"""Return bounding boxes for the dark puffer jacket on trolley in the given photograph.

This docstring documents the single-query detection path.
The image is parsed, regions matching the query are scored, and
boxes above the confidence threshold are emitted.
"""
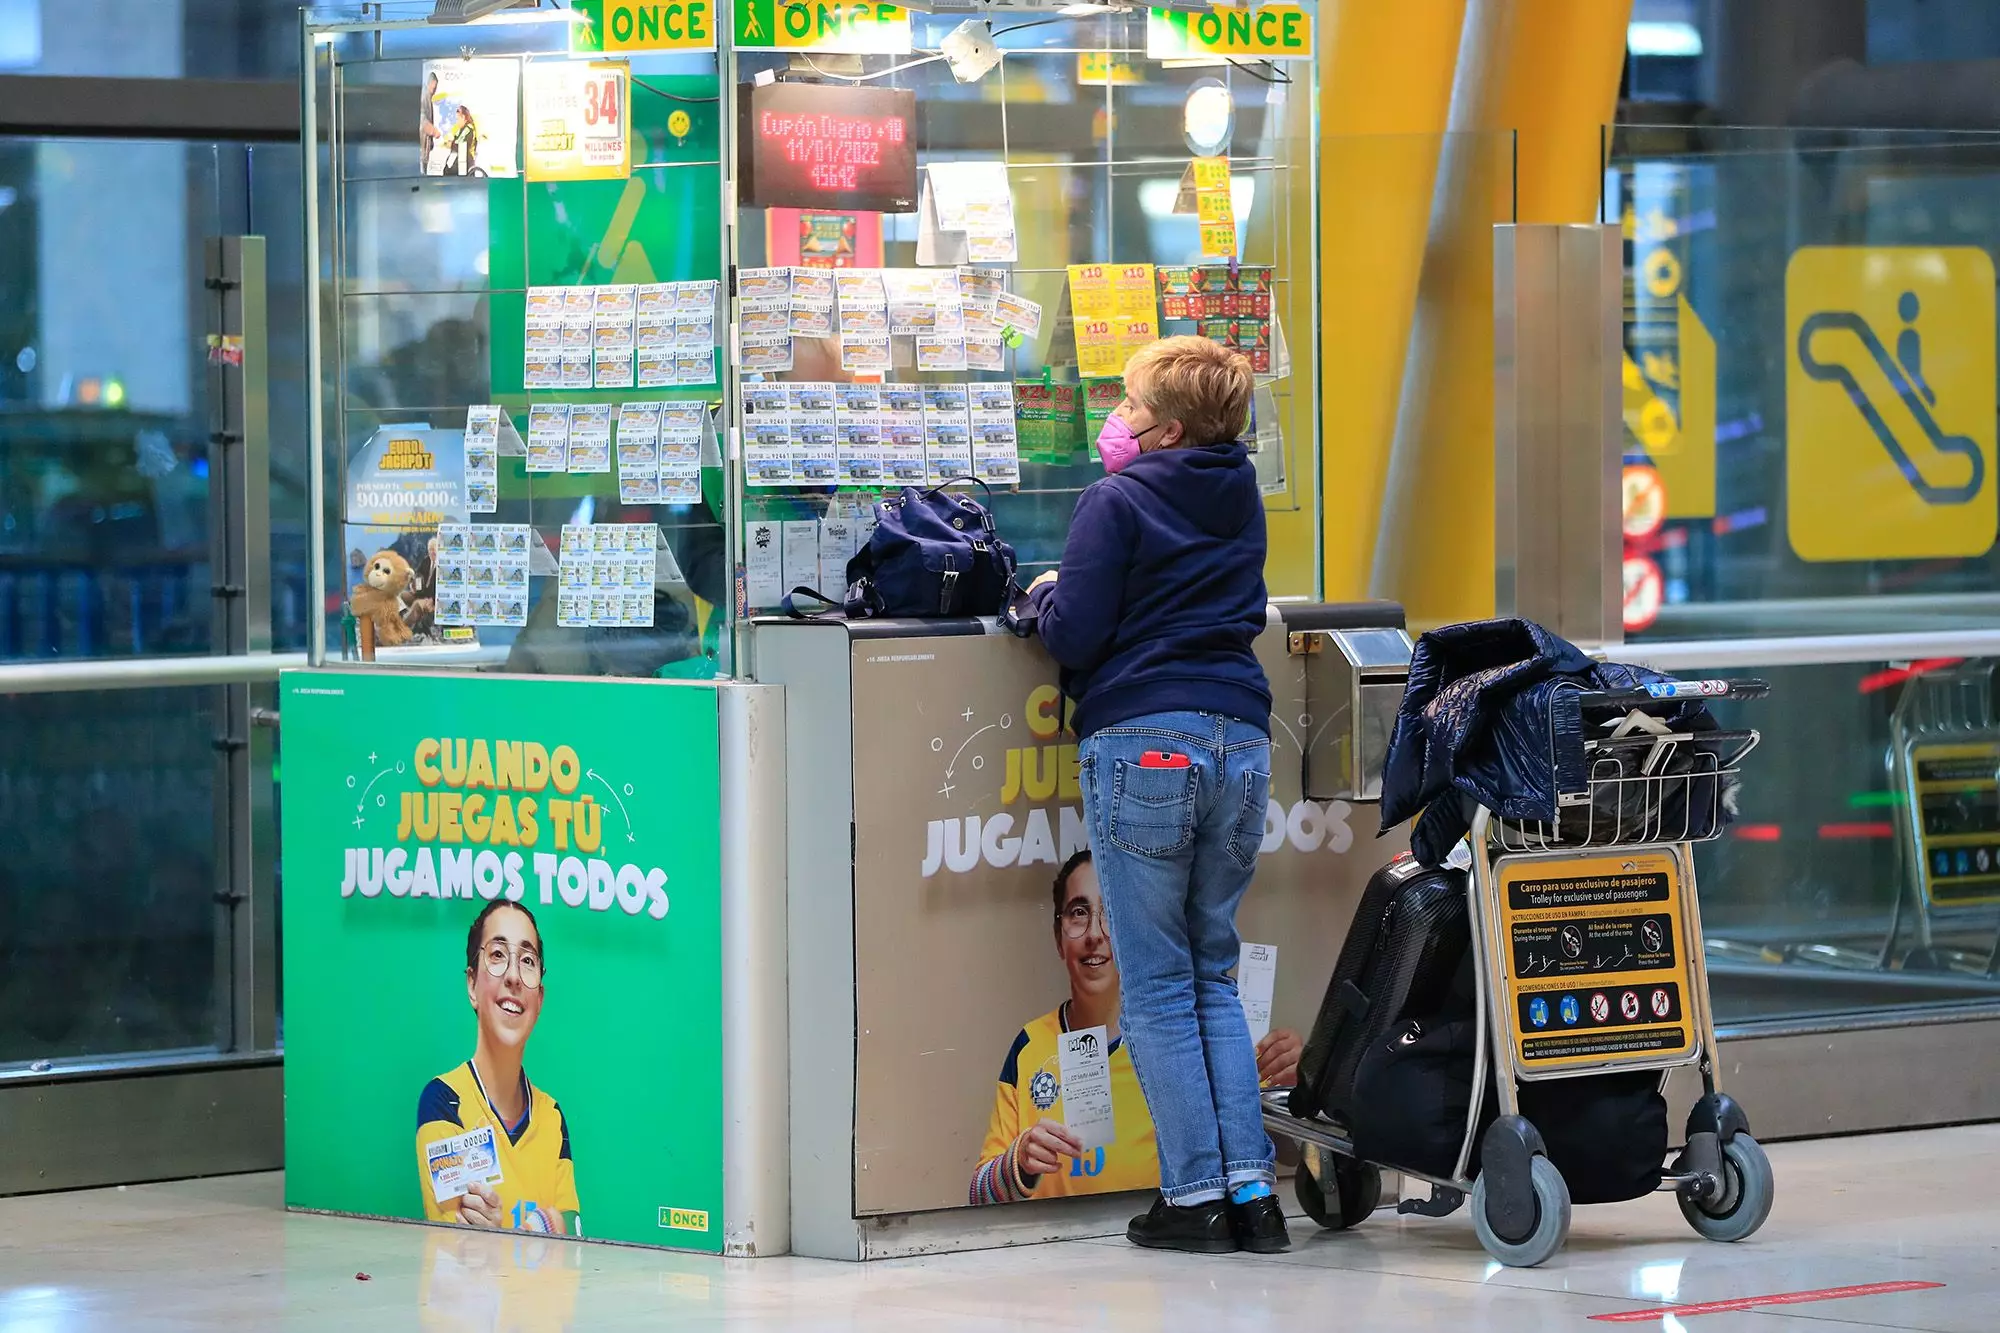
[1378,618,1711,865]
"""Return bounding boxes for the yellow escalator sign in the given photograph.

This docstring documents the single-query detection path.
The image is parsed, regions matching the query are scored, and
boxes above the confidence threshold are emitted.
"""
[1786,246,1996,561]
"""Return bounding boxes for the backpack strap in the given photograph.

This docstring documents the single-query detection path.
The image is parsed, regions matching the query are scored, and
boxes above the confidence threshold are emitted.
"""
[782,586,860,622]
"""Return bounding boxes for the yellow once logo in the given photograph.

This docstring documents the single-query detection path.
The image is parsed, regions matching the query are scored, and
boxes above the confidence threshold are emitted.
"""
[660,1206,710,1231]
[1145,5,1314,61]
[1786,245,1996,561]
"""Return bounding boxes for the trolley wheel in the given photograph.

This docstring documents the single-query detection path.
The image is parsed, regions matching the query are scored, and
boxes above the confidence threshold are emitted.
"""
[1471,1156,1570,1268]
[1679,1133,1774,1243]
[1296,1154,1381,1231]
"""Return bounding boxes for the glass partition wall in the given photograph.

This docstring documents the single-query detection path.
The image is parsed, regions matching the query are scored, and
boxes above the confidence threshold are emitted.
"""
[304,3,1328,680]
[1608,126,2000,1036]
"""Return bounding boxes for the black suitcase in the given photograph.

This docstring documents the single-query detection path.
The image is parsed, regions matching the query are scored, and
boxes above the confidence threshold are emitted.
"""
[1345,1013,1670,1201]
[1289,852,1471,1121]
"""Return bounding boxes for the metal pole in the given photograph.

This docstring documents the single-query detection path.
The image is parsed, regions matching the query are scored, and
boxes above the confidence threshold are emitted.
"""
[207,235,279,1057]
[302,12,328,666]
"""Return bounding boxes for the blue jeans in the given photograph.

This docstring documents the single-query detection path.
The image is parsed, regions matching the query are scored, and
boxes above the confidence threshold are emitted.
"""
[1079,710,1275,1205]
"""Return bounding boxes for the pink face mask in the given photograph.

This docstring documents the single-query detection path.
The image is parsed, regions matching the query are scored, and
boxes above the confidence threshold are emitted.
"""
[1096,415,1161,473]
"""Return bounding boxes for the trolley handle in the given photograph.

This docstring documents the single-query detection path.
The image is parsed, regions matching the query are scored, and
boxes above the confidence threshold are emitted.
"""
[1573,678,1770,708]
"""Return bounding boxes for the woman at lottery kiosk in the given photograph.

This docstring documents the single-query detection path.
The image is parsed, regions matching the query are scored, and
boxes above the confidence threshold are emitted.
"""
[416,899,581,1236]
[1026,336,1287,1256]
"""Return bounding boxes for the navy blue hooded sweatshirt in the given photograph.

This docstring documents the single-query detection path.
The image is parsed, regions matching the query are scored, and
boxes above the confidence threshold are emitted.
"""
[1027,440,1271,739]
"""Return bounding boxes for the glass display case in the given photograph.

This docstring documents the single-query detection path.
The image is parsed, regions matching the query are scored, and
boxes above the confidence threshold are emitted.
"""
[302,0,1324,678]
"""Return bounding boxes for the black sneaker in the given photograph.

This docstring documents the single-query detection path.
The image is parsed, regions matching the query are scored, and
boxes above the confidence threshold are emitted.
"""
[1126,1196,1238,1254]
[1230,1194,1292,1254]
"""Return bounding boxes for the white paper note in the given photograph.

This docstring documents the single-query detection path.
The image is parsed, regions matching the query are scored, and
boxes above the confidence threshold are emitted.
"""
[1237,942,1277,1045]
[744,520,783,609]
[781,520,820,599]
[1058,1024,1117,1151]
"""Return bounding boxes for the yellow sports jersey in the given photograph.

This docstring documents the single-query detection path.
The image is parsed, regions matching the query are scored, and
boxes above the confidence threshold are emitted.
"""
[975,1003,1157,1201]
[416,1062,580,1235]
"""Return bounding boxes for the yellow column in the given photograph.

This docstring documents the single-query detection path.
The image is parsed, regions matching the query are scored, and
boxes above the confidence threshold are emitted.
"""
[1373,0,1631,628]
[1313,0,1467,601]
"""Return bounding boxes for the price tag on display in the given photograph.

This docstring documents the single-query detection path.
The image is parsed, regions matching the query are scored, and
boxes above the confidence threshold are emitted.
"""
[1622,463,1667,541]
[525,60,632,182]
[1622,554,1664,633]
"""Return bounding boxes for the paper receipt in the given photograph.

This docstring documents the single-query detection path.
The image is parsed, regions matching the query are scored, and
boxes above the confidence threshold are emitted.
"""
[1058,1025,1117,1151]
[1238,942,1278,1044]
[426,1126,504,1204]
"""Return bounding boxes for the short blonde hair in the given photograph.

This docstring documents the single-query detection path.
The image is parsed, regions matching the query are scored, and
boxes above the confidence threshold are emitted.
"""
[1122,335,1254,446]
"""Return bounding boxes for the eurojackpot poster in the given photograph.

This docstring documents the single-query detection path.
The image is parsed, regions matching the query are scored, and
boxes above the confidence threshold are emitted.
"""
[280,670,724,1251]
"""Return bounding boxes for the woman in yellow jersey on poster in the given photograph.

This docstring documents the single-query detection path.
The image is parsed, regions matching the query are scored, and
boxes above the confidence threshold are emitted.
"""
[970,851,1302,1204]
[416,901,581,1234]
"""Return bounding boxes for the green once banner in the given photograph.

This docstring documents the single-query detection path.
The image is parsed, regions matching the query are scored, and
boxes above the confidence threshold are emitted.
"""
[281,670,724,1252]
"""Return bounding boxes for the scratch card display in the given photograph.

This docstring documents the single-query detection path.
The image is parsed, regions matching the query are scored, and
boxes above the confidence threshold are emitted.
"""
[529,281,716,388]
[566,403,612,474]
[835,382,884,485]
[922,382,973,486]
[556,524,657,629]
[435,523,532,628]
[741,383,794,487]
[464,405,500,513]
[789,380,839,485]
[658,402,705,504]
[968,381,1021,485]
[527,403,570,473]
[616,401,662,504]
[881,384,928,485]
[836,267,890,371]
[1068,263,1158,377]
[918,160,1018,265]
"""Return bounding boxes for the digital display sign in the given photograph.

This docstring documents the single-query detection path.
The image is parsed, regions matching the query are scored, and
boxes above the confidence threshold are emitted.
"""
[738,82,918,214]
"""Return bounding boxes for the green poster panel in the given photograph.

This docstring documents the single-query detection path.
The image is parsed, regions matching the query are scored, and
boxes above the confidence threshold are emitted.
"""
[280,671,725,1252]
[489,70,725,400]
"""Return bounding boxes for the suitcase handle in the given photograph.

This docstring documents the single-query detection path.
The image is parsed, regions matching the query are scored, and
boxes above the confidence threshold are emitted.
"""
[1571,678,1769,708]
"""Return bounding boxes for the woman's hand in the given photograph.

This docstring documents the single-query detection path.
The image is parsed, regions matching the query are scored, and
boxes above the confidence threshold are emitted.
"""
[1028,570,1058,591]
[1015,1120,1085,1177]
[456,1181,503,1229]
[1256,1028,1304,1088]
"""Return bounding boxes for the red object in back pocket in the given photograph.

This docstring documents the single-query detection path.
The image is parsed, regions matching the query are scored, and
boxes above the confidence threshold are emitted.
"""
[1140,751,1191,769]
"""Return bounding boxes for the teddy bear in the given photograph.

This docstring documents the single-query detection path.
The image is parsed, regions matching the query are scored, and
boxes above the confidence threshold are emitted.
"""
[351,548,415,648]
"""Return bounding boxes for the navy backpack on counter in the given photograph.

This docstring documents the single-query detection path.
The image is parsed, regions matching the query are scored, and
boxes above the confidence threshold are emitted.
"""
[789,479,1019,620]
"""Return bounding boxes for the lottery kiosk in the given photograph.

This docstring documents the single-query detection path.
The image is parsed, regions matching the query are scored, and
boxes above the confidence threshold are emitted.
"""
[703,0,1400,1260]
[290,0,1401,1263]
[287,3,788,1261]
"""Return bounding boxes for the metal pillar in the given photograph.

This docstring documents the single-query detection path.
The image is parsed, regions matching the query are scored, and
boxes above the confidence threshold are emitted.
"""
[206,235,279,1056]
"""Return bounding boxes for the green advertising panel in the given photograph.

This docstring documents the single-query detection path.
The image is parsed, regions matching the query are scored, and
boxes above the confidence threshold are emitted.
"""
[281,670,724,1252]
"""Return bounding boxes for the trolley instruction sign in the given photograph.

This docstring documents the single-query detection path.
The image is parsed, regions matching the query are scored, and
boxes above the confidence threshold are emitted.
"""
[1497,850,1697,1072]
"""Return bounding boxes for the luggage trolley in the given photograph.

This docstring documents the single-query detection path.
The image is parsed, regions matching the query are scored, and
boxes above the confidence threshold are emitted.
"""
[1265,678,1772,1268]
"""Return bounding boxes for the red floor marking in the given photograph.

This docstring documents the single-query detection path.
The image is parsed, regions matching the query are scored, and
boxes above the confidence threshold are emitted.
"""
[1817,821,1895,840]
[1590,1280,1945,1322]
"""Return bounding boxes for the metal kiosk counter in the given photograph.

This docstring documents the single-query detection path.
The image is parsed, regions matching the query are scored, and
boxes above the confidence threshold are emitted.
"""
[756,601,1412,1260]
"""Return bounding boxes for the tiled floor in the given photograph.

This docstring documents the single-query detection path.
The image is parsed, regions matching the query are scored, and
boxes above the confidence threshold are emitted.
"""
[0,1126,1993,1330]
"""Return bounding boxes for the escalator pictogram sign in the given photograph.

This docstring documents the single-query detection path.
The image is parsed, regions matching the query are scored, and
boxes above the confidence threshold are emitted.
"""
[1787,246,1996,562]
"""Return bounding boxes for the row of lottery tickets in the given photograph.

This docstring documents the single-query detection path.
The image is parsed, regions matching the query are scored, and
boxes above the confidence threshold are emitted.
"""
[737,265,1042,376]
[741,381,1019,489]
[525,281,719,390]
[524,401,707,505]
[464,406,502,513]
[557,524,659,629]
[435,522,533,629]
[1067,262,1279,377]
